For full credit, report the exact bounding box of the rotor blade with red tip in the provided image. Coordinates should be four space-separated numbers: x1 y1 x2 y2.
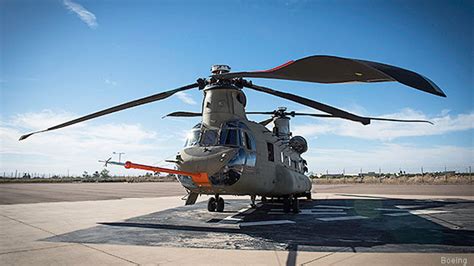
214 55 446 97
19 82 200 141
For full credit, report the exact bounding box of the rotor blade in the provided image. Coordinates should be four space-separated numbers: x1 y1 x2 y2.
245 111 275 115
162 111 202 118
19 82 200 141
293 112 433 124
245 83 371 125
214 55 446 97
259 117 275 126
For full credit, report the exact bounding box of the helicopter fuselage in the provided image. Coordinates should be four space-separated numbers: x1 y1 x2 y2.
174 83 312 198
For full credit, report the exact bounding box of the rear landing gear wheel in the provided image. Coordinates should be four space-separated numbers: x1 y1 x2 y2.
216 197 224 212
306 193 312 200
261 196 267 204
292 197 300 213
283 197 291 213
207 197 216 212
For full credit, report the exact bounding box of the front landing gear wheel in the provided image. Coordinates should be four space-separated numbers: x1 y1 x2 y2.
216 197 224 212
207 197 216 212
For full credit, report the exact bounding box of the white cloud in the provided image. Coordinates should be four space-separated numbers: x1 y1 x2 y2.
175 92 197 105
0 110 182 176
63 0 98 29
304 143 474 175
293 108 474 141
104 79 118 86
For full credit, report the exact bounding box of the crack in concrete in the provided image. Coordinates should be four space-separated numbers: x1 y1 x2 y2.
0 244 74 255
0 214 139 265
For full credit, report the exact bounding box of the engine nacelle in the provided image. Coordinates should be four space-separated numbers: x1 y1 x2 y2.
289 136 308 154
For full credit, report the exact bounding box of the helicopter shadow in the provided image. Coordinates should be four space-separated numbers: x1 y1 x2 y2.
43 197 474 255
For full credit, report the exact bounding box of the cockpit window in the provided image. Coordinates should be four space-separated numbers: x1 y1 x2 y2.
201 129 218 146
185 129 201 147
220 129 241 146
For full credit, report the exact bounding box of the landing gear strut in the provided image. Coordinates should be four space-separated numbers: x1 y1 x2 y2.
250 195 257 208
207 194 225 212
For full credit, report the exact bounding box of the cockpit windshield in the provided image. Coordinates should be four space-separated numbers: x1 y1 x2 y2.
184 121 254 149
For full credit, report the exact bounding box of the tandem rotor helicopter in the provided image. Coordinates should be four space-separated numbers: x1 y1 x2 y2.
20 55 445 213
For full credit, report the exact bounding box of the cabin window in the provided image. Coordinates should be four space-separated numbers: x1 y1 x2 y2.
292 160 298 169
243 132 256 151
267 142 274 162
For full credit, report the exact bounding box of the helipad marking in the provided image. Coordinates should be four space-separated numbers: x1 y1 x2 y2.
267 211 347 215
314 205 353 209
270 208 344 212
304 211 347 215
220 206 256 224
239 220 295 227
375 208 409 212
385 210 449 217
311 209 345 212
317 215 368 221
395 205 421 209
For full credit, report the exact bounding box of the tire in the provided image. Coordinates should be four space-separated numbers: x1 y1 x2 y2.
207 197 216 212
261 196 267 203
306 193 312 200
292 197 299 213
216 197 224 212
283 197 291 213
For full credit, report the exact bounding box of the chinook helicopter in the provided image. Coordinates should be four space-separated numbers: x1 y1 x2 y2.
19 55 445 213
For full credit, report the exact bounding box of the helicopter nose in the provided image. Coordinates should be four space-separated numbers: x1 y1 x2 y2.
177 146 238 177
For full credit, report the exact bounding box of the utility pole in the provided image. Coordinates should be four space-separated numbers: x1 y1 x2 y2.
113 152 125 163
421 166 424 183
469 166 472 184
445 165 447 183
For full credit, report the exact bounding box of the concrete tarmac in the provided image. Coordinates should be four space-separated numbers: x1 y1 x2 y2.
0 183 473 265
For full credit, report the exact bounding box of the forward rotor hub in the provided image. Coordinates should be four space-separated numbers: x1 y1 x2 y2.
211 65 231 75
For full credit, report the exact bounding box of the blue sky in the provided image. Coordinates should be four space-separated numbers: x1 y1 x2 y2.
0 0 472 176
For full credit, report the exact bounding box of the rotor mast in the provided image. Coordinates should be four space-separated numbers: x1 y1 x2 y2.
272 107 292 141
201 65 248 128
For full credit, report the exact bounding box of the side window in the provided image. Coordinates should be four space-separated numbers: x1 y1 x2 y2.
267 142 274 162
243 132 256 151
